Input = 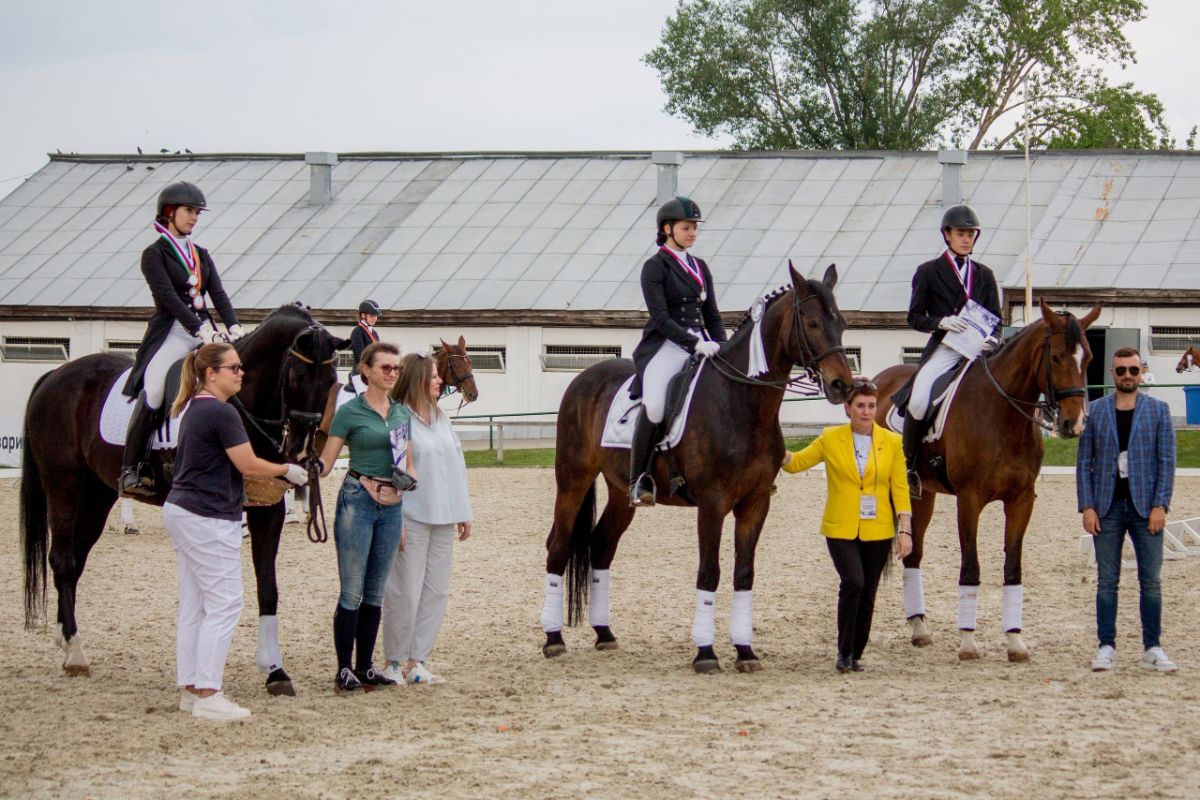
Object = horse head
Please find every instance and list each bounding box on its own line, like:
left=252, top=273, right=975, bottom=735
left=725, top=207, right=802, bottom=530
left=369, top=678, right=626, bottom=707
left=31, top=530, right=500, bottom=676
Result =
left=785, top=262, right=854, bottom=404
left=1034, top=300, right=1101, bottom=439
left=278, top=324, right=353, bottom=461
left=1175, top=346, right=1199, bottom=374
left=436, top=335, right=479, bottom=403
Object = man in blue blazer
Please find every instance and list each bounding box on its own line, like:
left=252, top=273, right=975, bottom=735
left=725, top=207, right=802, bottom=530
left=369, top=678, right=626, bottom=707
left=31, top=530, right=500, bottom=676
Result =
left=1077, top=347, right=1177, bottom=673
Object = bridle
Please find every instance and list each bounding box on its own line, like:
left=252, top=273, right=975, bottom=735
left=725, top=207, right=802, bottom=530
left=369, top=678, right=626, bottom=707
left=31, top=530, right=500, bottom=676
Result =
left=710, top=285, right=846, bottom=395
left=979, top=318, right=1087, bottom=431
left=438, top=350, right=476, bottom=411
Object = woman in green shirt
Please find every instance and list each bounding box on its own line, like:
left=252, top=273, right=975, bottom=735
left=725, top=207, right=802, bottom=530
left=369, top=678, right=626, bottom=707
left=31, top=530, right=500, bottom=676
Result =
left=318, top=341, right=414, bottom=692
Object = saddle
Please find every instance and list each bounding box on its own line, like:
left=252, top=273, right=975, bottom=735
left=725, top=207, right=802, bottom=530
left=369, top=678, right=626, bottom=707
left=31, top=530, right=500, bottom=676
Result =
left=601, top=360, right=706, bottom=452
left=101, top=358, right=186, bottom=450
left=890, top=357, right=971, bottom=421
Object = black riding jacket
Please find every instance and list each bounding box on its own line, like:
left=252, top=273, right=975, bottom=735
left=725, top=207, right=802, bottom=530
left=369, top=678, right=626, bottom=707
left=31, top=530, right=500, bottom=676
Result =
left=908, top=251, right=1002, bottom=366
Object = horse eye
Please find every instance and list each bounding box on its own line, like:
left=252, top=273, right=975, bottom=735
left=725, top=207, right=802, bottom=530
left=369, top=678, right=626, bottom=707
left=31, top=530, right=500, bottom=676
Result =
left=1051, top=355, right=1061, bottom=363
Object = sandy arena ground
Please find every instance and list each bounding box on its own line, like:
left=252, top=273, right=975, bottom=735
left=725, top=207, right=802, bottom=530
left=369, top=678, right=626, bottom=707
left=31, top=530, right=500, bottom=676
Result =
left=1, top=469, right=1198, bottom=799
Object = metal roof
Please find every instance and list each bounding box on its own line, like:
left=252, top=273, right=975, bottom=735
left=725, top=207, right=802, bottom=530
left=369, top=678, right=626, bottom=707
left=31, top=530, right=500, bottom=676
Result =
left=2, top=150, right=1199, bottom=314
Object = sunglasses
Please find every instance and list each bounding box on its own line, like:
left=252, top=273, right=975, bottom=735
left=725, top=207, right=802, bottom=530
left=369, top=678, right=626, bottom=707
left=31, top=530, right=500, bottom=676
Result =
left=375, top=364, right=400, bottom=375
left=216, top=362, right=244, bottom=374
left=1112, top=366, right=1141, bottom=377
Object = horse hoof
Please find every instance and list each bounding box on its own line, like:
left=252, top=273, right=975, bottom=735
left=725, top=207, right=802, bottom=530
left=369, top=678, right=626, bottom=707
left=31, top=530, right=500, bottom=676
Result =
left=267, top=680, right=296, bottom=696
left=735, top=659, right=762, bottom=673
left=543, top=643, right=567, bottom=658
left=62, top=664, right=91, bottom=677
left=911, top=634, right=933, bottom=647
left=958, top=649, right=981, bottom=661
left=594, top=639, right=619, bottom=651
left=1007, top=650, right=1030, bottom=663
left=593, top=626, right=618, bottom=651
left=693, top=659, right=722, bottom=674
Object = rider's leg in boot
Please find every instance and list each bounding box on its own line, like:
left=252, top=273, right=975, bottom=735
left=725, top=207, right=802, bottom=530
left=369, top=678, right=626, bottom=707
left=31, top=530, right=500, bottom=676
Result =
left=628, top=408, right=659, bottom=507
left=902, top=411, right=924, bottom=499
left=119, top=392, right=159, bottom=497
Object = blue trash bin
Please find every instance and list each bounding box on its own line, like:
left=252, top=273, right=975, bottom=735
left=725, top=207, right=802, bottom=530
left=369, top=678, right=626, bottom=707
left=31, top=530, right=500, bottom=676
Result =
left=1185, top=385, right=1200, bottom=425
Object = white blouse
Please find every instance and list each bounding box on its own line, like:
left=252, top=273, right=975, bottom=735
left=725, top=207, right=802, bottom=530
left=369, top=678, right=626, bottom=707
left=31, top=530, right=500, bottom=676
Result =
left=402, top=407, right=473, bottom=525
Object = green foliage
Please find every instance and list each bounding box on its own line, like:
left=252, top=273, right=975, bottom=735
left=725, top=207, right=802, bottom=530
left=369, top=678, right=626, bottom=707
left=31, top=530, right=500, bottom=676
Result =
left=646, top=0, right=1170, bottom=151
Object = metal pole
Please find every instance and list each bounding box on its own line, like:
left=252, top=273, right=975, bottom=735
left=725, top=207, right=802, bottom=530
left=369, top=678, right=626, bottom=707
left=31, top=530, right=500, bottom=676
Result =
left=1024, top=73, right=1034, bottom=324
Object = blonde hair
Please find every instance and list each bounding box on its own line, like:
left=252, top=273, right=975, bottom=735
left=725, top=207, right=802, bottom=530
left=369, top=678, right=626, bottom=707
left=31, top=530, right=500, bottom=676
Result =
left=170, top=343, right=235, bottom=417
left=392, top=352, right=442, bottom=421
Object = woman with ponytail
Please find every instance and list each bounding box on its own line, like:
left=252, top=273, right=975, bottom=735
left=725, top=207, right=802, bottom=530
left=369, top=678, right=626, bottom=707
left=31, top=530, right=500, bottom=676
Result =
left=164, top=343, right=307, bottom=721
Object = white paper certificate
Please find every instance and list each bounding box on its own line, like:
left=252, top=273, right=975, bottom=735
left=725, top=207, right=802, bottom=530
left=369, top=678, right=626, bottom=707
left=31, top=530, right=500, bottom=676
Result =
left=942, top=300, right=1000, bottom=360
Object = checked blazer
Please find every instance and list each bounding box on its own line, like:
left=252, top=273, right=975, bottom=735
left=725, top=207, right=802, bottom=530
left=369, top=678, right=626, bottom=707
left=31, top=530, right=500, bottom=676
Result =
left=1076, top=393, right=1175, bottom=518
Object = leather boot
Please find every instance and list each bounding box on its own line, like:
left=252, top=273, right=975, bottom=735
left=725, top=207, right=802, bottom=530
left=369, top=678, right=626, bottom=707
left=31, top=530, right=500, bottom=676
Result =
left=628, top=408, right=659, bottom=507
left=902, top=412, right=924, bottom=499
left=119, top=392, right=159, bottom=498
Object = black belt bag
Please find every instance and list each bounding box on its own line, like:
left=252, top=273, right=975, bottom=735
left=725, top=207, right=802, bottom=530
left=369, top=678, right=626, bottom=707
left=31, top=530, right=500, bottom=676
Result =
left=348, top=469, right=402, bottom=506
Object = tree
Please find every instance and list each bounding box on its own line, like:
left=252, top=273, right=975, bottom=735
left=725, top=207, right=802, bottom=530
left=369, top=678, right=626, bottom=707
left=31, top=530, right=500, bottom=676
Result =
left=645, top=0, right=1172, bottom=150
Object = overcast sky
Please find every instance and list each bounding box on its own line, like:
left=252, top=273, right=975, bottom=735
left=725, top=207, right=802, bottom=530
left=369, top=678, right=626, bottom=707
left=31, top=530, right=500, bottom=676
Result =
left=2, top=0, right=1197, bottom=200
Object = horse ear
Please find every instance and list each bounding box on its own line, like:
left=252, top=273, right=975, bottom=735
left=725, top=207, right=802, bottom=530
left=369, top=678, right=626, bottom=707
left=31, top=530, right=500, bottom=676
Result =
left=822, top=263, right=838, bottom=290
left=1078, top=303, right=1102, bottom=330
left=334, top=337, right=353, bottom=351
left=1039, top=299, right=1058, bottom=326
left=458, top=335, right=466, bottom=349
left=787, top=260, right=806, bottom=293
left=440, top=337, right=451, bottom=351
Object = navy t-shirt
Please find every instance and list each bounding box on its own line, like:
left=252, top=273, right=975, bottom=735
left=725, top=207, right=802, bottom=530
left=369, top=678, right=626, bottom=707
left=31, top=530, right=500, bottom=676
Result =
left=166, top=395, right=251, bottom=521
left=1115, top=407, right=1134, bottom=502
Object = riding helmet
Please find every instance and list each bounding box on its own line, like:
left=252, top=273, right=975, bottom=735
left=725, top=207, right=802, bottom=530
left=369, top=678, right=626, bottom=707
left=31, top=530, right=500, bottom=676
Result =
left=358, top=299, right=381, bottom=316
left=156, top=182, right=207, bottom=217
left=940, top=204, right=981, bottom=232
left=656, top=196, right=703, bottom=230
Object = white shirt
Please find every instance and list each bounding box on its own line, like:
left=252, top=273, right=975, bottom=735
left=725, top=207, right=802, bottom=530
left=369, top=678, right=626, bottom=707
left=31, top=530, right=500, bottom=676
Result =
left=852, top=432, right=872, bottom=477
left=402, top=407, right=473, bottom=525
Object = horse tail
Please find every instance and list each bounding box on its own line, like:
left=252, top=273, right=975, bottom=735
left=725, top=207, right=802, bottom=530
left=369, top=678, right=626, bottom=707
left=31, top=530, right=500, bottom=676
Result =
left=565, top=480, right=597, bottom=627
left=21, top=372, right=52, bottom=630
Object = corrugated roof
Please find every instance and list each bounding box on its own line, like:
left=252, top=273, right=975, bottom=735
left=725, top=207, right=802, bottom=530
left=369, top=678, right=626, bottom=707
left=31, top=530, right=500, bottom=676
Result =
left=2, top=150, right=1199, bottom=313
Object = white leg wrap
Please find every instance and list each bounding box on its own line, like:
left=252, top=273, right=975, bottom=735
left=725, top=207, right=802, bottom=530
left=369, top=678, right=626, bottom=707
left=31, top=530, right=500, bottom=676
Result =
left=691, top=590, right=717, bottom=648
left=256, top=615, right=283, bottom=674
left=729, top=590, right=753, bottom=646
left=1001, top=584, right=1024, bottom=633
left=903, top=568, right=926, bottom=619
left=587, top=569, right=611, bottom=628
left=957, top=585, right=979, bottom=631
left=541, top=573, right=564, bottom=633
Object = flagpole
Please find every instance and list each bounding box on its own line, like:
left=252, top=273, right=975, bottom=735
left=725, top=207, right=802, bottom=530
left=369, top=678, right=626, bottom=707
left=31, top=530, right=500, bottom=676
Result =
left=1024, top=73, right=1034, bottom=324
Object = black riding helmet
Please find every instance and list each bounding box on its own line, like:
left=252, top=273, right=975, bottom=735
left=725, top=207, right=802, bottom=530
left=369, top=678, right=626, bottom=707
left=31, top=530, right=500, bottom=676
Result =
left=156, top=181, right=207, bottom=222
left=941, top=204, right=982, bottom=248
left=358, top=299, right=381, bottom=317
left=655, top=196, right=703, bottom=246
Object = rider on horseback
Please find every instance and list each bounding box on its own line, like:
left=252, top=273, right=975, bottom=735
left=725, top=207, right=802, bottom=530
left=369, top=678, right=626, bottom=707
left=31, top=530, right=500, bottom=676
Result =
left=348, top=299, right=381, bottom=394
left=628, top=196, right=726, bottom=506
left=902, top=204, right=1001, bottom=496
left=119, top=182, right=243, bottom=497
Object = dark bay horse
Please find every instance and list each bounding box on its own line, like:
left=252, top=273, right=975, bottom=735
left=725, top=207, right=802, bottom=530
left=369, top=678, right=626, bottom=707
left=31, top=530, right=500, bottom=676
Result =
left=21, top=304, right=349, bottom=694
left=542, top=263, right=854, bottom=673
left=873, top=300, right=1101, bottom=661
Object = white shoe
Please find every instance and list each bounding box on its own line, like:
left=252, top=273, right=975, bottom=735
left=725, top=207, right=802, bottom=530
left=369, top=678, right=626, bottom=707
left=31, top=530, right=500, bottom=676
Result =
left=381, top=661, right=406, bottom=684
left=192, top=692, right=251, bottom=721
left=404, top=662, right=444, bottom=685
left=179, top=690, right=195, bottom=713
left=1141, top=646, right=1179, bottom=673
left=1091, top=645, right=1115, bottom=672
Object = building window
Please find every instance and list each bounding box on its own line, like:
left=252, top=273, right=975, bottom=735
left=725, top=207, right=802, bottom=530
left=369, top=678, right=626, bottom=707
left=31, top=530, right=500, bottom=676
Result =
left=901, top=346, right=923, bottom=365
left=540, top=344, right=621, bottom=372
left=1, top=336, right=70, bottom=363
left=105, top=340, right=140, bottom=358
left=337, top=351, right=357, bottom=370
left=434, top=344, right=507, bottom=373
left=1149, top=326, right=1200, bottom=355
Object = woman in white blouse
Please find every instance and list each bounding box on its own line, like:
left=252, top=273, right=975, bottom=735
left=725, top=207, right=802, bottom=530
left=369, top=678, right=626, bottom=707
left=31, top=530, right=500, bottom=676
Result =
left=381, top=352, right=473, bottom=684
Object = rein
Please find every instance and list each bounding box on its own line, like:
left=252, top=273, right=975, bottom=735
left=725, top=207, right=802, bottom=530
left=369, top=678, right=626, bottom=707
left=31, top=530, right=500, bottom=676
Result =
left=978, top=324, right=1086, bottom=431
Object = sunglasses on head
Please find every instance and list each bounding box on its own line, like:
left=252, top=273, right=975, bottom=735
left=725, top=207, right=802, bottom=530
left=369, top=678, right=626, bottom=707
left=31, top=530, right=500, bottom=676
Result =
left=216, top=362, right=244, bottom=374
left=1112, top=365, right=1140, bottom=377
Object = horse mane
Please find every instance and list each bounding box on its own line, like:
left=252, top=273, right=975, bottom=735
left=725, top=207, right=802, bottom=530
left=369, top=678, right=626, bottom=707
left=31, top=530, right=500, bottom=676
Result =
left=992, top=309, right=1084, bottom=357
left=236, top=303, right=317, bottom=349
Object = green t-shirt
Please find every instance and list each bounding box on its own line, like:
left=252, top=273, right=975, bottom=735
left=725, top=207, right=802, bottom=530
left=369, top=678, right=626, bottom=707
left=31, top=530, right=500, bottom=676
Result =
left=329, top=395, right=411, bottom=479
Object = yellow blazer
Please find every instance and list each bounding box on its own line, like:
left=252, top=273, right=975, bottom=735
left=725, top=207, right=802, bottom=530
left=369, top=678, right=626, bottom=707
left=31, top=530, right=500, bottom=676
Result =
left=782, top=423, right=911, bottom=540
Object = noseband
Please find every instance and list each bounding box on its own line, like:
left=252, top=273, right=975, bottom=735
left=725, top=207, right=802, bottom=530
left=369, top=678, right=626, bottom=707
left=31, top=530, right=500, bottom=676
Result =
left=980, top=321, right=1086, bottom=430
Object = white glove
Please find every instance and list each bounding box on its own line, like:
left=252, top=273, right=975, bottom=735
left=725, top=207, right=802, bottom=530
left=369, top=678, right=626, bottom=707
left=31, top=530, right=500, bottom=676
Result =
left=694, top=340, right=721, bottom=358
left=282, top=463, right=308, bottom=486
left=196, top=323, right=228, bottom=345
left=227, top=324, right=246, bottom=342
left=981, top=335, right=1001, bottom=353
left=938, top=316, right=970, bottom=333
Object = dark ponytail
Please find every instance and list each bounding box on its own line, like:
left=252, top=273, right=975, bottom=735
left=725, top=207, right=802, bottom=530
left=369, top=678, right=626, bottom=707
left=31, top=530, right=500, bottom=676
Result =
left=171, top=343, right=234, bottom=417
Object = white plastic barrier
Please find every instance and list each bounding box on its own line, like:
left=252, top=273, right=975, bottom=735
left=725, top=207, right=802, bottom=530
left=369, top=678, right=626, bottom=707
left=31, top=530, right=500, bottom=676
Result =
left=1078, top=516, right=1200, bottom=568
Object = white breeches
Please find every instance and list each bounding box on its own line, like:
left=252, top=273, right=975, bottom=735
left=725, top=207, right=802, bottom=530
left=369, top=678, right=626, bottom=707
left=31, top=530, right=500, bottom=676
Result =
left=908, top=344, right=964, bottom=421
left=163, top=502, right=244, bottom=691
left=382, top=519, right=455, bottom=664
left=145, top=321, right=202, bottom=409
left=642, top=336, right=696, bottom=424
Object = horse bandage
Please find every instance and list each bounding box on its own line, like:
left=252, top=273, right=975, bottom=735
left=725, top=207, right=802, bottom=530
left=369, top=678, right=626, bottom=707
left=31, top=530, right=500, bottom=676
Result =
left=691, top=590, right=717, bottom=648
left=541, top=573, right=564, bottom=633
left=587, top=569, right=611, bottom=628
left=957, top=585, right=979, bottom=631
left=729, top=591, right=753, bottom=646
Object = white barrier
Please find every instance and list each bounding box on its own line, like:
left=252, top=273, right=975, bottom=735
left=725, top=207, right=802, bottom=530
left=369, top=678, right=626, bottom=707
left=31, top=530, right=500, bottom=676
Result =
left=1078, top=516, right=1200, bottom=568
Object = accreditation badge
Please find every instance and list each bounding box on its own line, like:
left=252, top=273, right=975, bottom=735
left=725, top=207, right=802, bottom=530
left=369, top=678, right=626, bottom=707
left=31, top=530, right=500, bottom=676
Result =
left=859, top=494, right=878, bottom=520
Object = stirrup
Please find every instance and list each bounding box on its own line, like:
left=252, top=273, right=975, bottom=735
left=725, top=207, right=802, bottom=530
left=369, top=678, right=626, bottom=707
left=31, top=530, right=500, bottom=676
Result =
left=629, top=474, right=656, bottom=507
left=119, top=466, right=155, bottom=498
left=906, top=469, right=922, bottom=500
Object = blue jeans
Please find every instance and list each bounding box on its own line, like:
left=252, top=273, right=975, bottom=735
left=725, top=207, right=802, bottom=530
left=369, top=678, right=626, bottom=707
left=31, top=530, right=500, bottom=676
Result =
left=334, top=476, right=404, bottom=610
left=1094, top=496, right=1163, bottom=650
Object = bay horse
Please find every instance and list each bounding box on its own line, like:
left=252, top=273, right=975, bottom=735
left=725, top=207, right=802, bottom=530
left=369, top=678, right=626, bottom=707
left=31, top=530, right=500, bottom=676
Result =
left=542, top=263, right=854, bottom=673
left=21, top=304, right=350, bottom=695
left=1175, top=345, right=1200, bottom=373
left=872, top=300, right=1101, bottom=661
left=434, top=336, right=480, bottom=405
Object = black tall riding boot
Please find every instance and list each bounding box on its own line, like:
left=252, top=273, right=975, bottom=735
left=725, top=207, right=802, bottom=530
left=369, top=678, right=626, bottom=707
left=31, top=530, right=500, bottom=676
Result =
left=902, top=413, right=924, bottom=499
left=119, top=392, right=158, bottom=498
left=628, top=408, right=659, bottom=507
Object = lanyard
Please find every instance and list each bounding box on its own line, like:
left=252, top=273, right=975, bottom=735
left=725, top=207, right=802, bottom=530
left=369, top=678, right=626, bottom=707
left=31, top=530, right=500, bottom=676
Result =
left=659, top=246, right=705, bottom=290
left=358, top=320, right=379, bottom=342
left=154, top=222, right=202, bottom=294
left=944, top=250, right=972, bottom=297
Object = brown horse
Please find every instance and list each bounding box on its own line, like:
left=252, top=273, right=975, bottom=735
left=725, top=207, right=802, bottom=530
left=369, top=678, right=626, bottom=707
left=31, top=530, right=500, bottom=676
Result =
left=433, top=336, right=479, bottom=404
left=872, top=300, right=1101, bottom=661
left=1175, top=345, right=1200, bottom=373
left=541, top=263, right=854, bottom=673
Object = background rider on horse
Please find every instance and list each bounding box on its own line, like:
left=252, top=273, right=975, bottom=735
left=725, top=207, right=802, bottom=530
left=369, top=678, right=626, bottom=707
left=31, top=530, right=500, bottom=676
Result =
left=901, top=204, right=1002, bottom=496
left=348, top=299, right=382, bottom=394
left=119, top=181, right=243, bottom=497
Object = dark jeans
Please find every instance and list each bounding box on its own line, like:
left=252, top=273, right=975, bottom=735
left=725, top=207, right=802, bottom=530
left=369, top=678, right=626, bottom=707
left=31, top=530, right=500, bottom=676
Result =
left=1094, top=496, right=1164, bottom=650
left=826, top=537, right=892, bottom=659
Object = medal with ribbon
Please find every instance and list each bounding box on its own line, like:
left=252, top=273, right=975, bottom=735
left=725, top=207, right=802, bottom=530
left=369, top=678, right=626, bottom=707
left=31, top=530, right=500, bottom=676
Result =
left=944, top=250, right=973, bottom=299
left=155, top=221, right=205, bottom=310
left=659, top=246, right=707, bottom=302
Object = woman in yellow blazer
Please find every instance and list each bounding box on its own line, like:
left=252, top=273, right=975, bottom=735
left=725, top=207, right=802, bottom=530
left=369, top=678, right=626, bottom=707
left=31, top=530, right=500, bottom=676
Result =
left=781, top=381, right=913, bottom=672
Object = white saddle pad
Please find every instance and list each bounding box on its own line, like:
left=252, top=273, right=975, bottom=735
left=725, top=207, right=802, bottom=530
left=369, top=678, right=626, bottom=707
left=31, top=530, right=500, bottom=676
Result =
left=335, top=374, right=367, bottom=411
left=99, top=368, right=184, bottom=449
left=601, top=362, right=705, bottom=450
left=885, top=364, right=972, bottom=444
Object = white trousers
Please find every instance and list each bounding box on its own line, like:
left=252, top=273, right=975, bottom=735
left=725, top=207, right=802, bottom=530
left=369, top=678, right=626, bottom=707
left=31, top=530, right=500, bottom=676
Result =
left=908, top=343, right=964, bottom=421
left=145, top=321, right=202, bottom=409
left=382, top=519, right=455, bottom=664
left=163, top=502, right=244, bottom=691
left=641, top=337, right=695, bottom=423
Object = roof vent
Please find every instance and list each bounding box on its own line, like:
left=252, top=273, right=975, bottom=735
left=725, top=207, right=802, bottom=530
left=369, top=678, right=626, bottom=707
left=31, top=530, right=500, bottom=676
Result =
left=651, top=151, right=685, bottom=205
left=305, top=151, right=338, bottom=206
left=938, top=150, right=968, bottom=207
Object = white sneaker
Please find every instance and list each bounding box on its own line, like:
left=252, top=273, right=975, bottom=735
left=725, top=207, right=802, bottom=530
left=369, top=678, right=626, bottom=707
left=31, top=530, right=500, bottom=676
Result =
left=192, top=692, right=251, bottom=721
left=1091, top=645, right=1115, bottom=672
left=381, top=661, right=405, bottom=684
left=1141, top=646, right=1179, bottom=673
left=404, top=662, right=444, bottom=685
left=179, top=690, right=196, bottom=713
